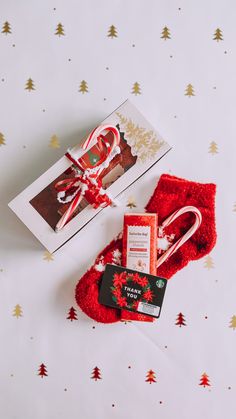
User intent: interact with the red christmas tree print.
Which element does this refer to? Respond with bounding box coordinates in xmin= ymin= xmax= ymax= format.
xmin=91 ymin=366 xmax=102 ymax=381
xmin=175 ymin=312 xmax=186 ymax=327
xmin=38 ymin=363 xmax=48 ymax=378
xmin=199 ymin=372 xmax=211 ymax=387
xmin=67 ymin=306 xmax=78 ymax=321
xmin=145 ymin=369 xmax=156 ymax=384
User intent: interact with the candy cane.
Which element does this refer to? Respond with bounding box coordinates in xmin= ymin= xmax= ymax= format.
xmin=55 ymin=125 xmax=120 ymax=232
xmin=156 ymin=206 xmax=202 ymax=268
xmin=55 ymin=178 xmax=88 ymax=232
xmin=82 ymin=125 xmax=120 ymax=153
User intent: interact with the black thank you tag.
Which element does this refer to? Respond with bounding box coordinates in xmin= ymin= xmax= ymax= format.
xmin=99 ymin=264 xmax=167 ymax=318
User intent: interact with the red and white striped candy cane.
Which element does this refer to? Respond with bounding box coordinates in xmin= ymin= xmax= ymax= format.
xmin=55 ymin=177 xmax=89 ymax=232
xmin=55 ymin=125 xmax=120 ymax=232
xmin=82 ymin=124 xmax=120 ymax=153
xmin=156 ymin=206 xmax=202 ymax=268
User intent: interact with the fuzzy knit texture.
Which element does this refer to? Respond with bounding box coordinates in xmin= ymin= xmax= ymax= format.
xmin=76 ymin=237 xmax=123 ymax=323
xmin=75 ymin=174 xmax=217 ymax=323
xmin=121 ymin=174 xmax=217 ymax=321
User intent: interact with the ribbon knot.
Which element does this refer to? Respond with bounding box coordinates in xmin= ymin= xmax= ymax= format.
xmin=55 ymin=125 xmax=120 ymax=231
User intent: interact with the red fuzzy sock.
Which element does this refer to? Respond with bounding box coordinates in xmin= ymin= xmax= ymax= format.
xmin=75 ymin=174 xmax=216 ymax=323
xmin=121 ymin=174 xmax=217 ymax=321
xmin=76 ymin=237 xmax=123 ymax=323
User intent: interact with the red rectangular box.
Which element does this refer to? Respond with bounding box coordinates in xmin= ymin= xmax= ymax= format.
xmin=122 ymin=213 xmax=157 ymax=274
xmin=121 ymin=213 xmax=157 ymax=321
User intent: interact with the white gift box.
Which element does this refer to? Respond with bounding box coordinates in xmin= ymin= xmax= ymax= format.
xmin=9 ymin=100 xmax=171 ymax=252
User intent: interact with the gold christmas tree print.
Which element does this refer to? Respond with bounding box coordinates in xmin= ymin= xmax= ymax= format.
xmin=126 ymin=196 xmax=137 ymax=209
xmin=204 ymin=255 xmax=214 ymax=269
xmin=131 ymin=82 xmax=141 ymax=95
xmin=25 ymin=78 xmax=35 ymax=91
xmin=49 ymin=135 xmax=60 ymax=149
xmin=213 ymin=28 xmax=223 ymax=42
xmin=0 ymin=132 xmax=6 ymax=146
xmin=229 ymin=316 xmax=236 ymax=330
xmin=43 ymin=251 xmax=54 ymax=261
xmin=229 ymin=315 xmax=236 ymax=330
xmin=107 ymin=25 xmax=117 ymax=38
xmin=185 ymin=84 xmax=195 ymax=97
xmin=116 ymin=112 xmax=165 ymax=162
xmin=13 ymin=304 xmax=23 ymax=318
xmin=161 ymin=26 xmax=171 ymax=40
xmin=2 ymin=21 xmax=11 ymax=34
xmin=55 ymin=23 xmax=65 ymax=37
xmin=208 ymin=141 xmax=218 ymax=154
xmin=79 ymin=80 xmax=89 ymax=94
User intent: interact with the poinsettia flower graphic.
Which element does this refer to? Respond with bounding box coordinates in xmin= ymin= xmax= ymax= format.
xmin=137 ymin=276 xmax=148 ymax=287
xmin=113 ymin=272 xmax=127 ymax=287
xmin=143 ymin=289 xmax=153 ymax=302
xmin=112 ymin=288 xmax=121 ymax=298
xmin=132 ymin=272 xmax=141 ymax=283
xmin=117 ymin=296 xmax=127 ymax=307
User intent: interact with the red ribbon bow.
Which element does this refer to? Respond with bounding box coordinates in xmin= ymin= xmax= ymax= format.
xmin=55 ymin=125 xmax=120 ymax=231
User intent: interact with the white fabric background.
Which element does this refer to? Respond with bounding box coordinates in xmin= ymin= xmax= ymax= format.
xmin=0 ymin=1 xmax=236 ymax=418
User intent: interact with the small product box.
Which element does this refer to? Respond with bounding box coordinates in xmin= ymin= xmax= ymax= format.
xmin=122 ymin=213 xmax=157 ymax=274
xmin=121 ymin=213 xmax=157 ymax=321
xmin=9 ymin=100 xmax=171 ymax=252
